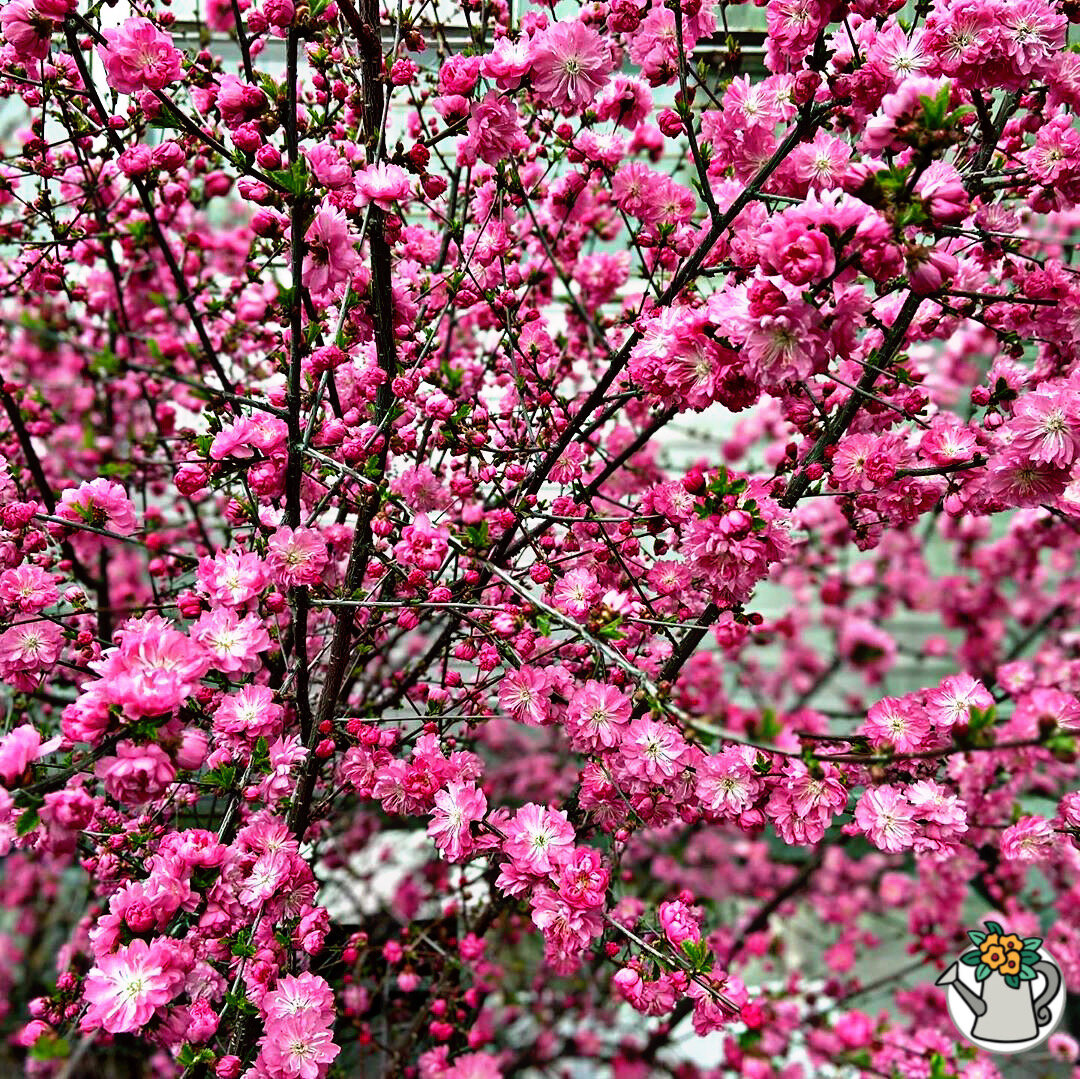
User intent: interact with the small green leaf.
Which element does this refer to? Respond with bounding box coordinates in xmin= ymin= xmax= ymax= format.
xmin=1018 ymin=965 xmax=1037 ymax=981
xmin=974 ymin=963 xmax=992 ymax=982
xmin=984 ymin=920 xmax=1004 ymax=936
xmin=16 ymin=808 xmax=40 ymax=836
xmin=967 ymin=930 xmax=987 ymax=946
xmin=1022 ymin=936 xmax=1043 ymax=950
xmin=1004 ymin=974 xmax=1020 ymax=990
xmin=960 ymin=952 xmax=982 ymax=966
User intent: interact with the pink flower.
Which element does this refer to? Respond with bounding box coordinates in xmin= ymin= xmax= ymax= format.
xmin=1006 ymin=390 xmax=1080 ymax=467
xmin=551 ymin=568 xmax=599 ymax=618
xmin=87 ymin=614 xmax=209 ymax=718
xmin=619 ymin=719 xmax=690 ymax=784
xmin=96 ymin=742 xmax=176 ymax=805
xmin=196 ymin=549 xmax=270 ymax=607
xmin=57 ymin=478 xmax=137 ymax=535
xmin=854 ymin=786 xmax=917 ymax=852
xmin=528 ymin=20 xmax=613 ymax=112
xmin=658 ymin=900 xmax=701 ymax=947
xmin=924 ymin=673 xmax=994 ymax=729
xmin=213 ymin=685 xmax=284 ymax=741
xmin=393 ymin=513 xmax=450 ymax=571
xmin=695 ymin=747 xmax=763 ymax=817
xmin=267 ymin=527 xmax=329 ymax=588
xmin=502 ymin=803 xmax=575 ymax=874
xmin=303 ymin=204 xmax=360 ymax=302
xmin=554 ymin=846 xmax=609 ymax=908
xmin=915 ymin=161 xmax=970 ymax=223
xmin=82 ymin=938 xmax=185 ymax=1034
xmin=97 ymin=17 xmax=183 ymax=94
xmin=0 ymin=620 xmax=62 ymax=690
xmin=565 ymin=680 xmax=631 ymax=751
xmin=0 ymin=724 xmax=60 ymax=786
xmin=191 ymin=607 xmax=272 ymax=674
xmin=859 ymin=695 xmax=932 ymax=753
xmin=354 ymin=162 xmax=412 ymax=212
xmin=305 ymin=143 xmax=352 ymax=189
xmin=264 ymin=972 xmax=335 ymax=1022
xmin=0 ymin=564 xmax=57 ymax=614
xmin=497 ymin=665 xmax=552 ymax=727
xmin=428 ymin=781 xmax=487 ymax=862
xmin=1000 ymin=815 xmax=1056 ymax=862
xmin=260 ymin=1010 xmax=340 ymax=1079
xmin=0 ymin=0 xmax=52 ymax=60
xmin=459 ymin=91 xmax=528 ymax=167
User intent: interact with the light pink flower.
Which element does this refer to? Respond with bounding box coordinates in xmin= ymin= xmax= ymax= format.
xmin=428 ymin=781 xmax=487 ymax=862
xmin=267 ymin=526 xmax=329 ymax=588
xmin=528 ymin=20 xmax=613 ymax=112
xmin=354 ymin=162 xmax=412 ymax=212
xmin=1000 ymin=815 xmax=1056 ymax=862
xmin=82 ymin=938 xmax=185 ymax=1034
xmin=57 ymin=478 xmax=137 ymax=535
xmin=303 ymin=204 xmax=360 ymax=301
xmin=502 ymin=803 xmax=575 ymax=874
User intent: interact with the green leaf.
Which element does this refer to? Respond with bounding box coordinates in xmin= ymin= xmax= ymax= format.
xmin=966 ymin=930 xmax=987 ymax=946
xmin=1004 ymin=974 xmax=1020 ymax=990
xmin=960 ymin=951 xmax=983 ymax=965
xmin=1018 ymin=965 xmax=1037 ymax=980
xmin=974 ymin=963 xmax=992 ymax=982
xmin=16 ymin=808 xmax=39 ymax=836
xmin=984 ymin=920 xmax=1004 ymax=936
xmin=1022 ymin=936 xmax=1043 ymax=950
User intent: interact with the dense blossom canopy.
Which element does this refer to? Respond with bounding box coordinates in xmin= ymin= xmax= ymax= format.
xmin=0 ymin=0 xmax=1078 ymax=1074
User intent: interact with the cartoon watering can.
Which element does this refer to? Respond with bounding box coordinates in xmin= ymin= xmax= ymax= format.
xmin=936 ymin=921 xmax=1063 ymax=1047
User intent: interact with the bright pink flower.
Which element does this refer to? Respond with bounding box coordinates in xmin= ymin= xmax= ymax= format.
xmin=1000 ymin=815 xmax=1056 ymax=862
xmin=98 ymin=17 xmax=183 ymax=93
xmin=96 ymin=742 xmax=176 ymax=805
xmin=87 ymin=615 xmax=209 ymax=718
xmin=528 ymin=20 xmax=613 ymax=112
xmin=459 ymin=91 xmax=528 ymax=167
xmin=0 ymin=620 xmax=62 ymax=690
xmin=565 ymin=680 xmax=631 ymax=751
xmin=82 ymin=938 xmax=185 ymax=1034
xmin=0 ymin=565 xmax=57 ymax=614
xmin=859 ymin=695 xmax=932 ymax=752
xmin=57 ymin=478 xmax=137 ymax=535
xmin=695 ymin=747 xmax=763 ymax=817
xmin=393 ymin=513 xmax=449 ymax=571
xmin=0 ymin=0 xmax=52 ymax=60
xmin=0 ymin=724 xmax=60 ymax=786
xmin=268 ymin=527 xmax=329 ymax=588
xmin=196 ymin=549 xmax=270 ymax=607
xmin=765 ymin=762 xmax=847 ymax=845
xmin=854 ymin=786 xmax=917 ymax=852
xmin=502 ymin=803 xmax=575 ymax=874
xmin=924 ymin=673 xmax=993 ymax=729
xmin=191 ymin=607 xmax=272 ymax=674
xmin=554 ymin=846 xmax=608 ymax=908
xmin=428 ymin=781 xmax=487 ymax=862
xmin=498 ymin=666 xmax=553 ymax=727
xmin=618 ymin=719 xmax=690 ymax=784
xmin=1006 ymin=389 xmax=1080 ymax=467
xmin=551 ymin=568 xmax=599 ymax=618
xmin=658 ymin=900 xmax=701 ymax=947
xmin=478 ymin=37 xmax=530 ymax=90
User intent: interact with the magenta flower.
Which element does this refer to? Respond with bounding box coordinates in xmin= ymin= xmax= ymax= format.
xmin=97 ymin=17 xmax=183 ymax=93
xmin=303 ymin=204 xmax=360 ymax=302
xmin=428 ymin=781 xmax=487 ymax=862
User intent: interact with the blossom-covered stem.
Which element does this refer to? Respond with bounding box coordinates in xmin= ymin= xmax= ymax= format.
xmin=288 ymin=0 xmax=397 ymax=842
xmin=63 ymin=21 xmax=241 ymax=407
xmin=781 ymin=290 xmax=924 ymax=509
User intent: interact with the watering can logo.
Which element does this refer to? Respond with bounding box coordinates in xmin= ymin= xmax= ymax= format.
xmin=936 ymin=920 xmax=1065 ymax=1054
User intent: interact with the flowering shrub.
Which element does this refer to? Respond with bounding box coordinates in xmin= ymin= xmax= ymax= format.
xmin=0 ymin=0 xmax=1079 ymax=1075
